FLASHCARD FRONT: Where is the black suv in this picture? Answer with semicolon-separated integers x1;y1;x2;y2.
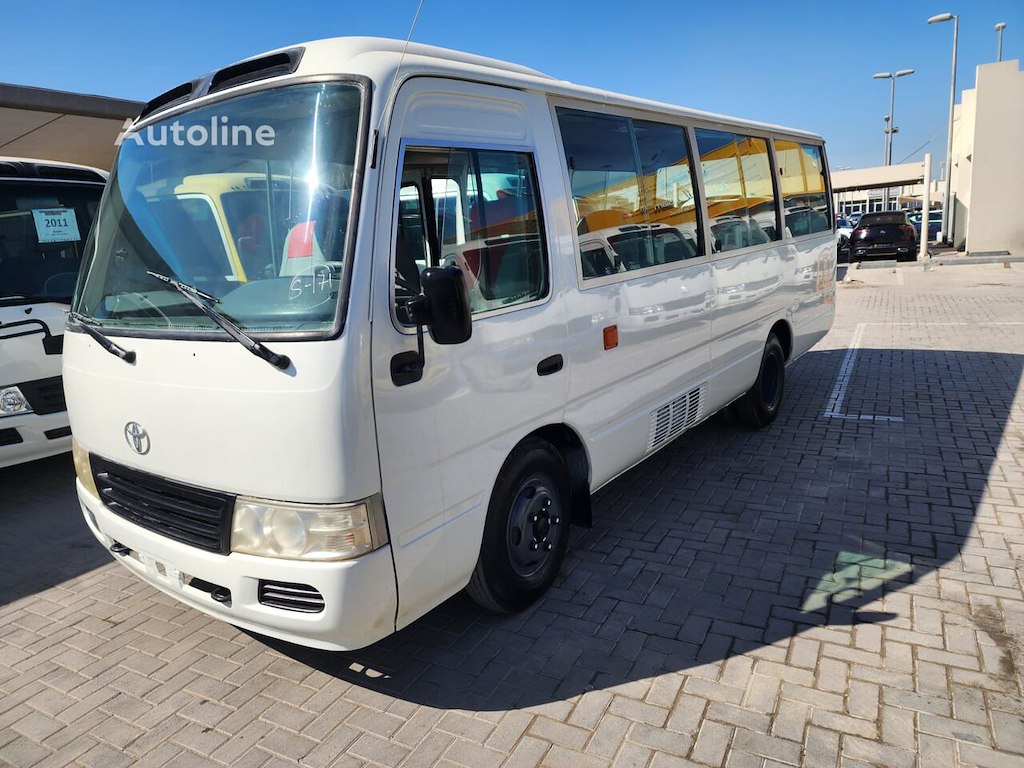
848;212;918;262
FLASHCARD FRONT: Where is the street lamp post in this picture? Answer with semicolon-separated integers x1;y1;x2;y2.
996;23;1006;61
873;69;915;210
929;12;958;245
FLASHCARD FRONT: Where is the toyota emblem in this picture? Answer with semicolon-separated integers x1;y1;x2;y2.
124;422;151;455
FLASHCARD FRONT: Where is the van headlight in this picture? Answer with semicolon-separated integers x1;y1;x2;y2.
71;438;100;498
230;496;388;561
0;386;32;417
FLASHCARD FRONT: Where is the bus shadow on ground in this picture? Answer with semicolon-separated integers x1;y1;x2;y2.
0;454;111;605
262;345;1022;710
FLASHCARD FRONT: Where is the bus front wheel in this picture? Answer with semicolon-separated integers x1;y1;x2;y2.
466;438;570;614
734;334;786;428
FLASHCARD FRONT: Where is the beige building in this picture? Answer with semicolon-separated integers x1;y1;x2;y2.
832;59;1022;255
949;59;1024;253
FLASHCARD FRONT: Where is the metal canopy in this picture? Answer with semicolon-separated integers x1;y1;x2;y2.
0;83;143;171
830;161;927;193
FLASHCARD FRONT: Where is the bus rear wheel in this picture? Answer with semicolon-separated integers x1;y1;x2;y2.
466;438;570;614
734;334;786;428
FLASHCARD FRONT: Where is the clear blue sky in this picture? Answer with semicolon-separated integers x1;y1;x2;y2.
3;0;1021;173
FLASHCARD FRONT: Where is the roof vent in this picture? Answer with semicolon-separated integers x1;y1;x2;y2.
139;81;196;120
208;48;304;95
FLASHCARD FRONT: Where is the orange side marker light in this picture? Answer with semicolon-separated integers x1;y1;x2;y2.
603;325;618;350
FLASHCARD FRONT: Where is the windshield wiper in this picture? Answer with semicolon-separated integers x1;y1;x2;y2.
68;312;137;364
146;271;291;371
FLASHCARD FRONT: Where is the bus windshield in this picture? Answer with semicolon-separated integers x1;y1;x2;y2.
0;181;103;306
74;81;364;335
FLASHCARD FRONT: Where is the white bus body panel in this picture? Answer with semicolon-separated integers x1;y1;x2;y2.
63;333;380;502
63;325;397;650
0;303;70;468
370;80;573;629
562;263;714;490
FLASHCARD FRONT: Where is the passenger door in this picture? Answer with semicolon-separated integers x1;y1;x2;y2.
370;81;570;629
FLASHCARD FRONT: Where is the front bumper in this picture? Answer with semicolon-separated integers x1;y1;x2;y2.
0;412;71;469
78;480;398;650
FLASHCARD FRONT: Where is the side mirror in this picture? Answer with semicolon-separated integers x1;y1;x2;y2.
408;266;472;345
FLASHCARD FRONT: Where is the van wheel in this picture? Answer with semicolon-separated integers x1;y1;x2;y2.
734;334;786;428
466;438;570;614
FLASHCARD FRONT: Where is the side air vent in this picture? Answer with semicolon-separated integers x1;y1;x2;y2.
18;376;66;415
208;48;304;95
138;80;196;120
647;384;706;453
0;428;22;447
258;581;325;613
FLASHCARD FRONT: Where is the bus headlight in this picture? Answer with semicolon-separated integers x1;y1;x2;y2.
230;496;388;561
0;386;32;417
71;439;100;498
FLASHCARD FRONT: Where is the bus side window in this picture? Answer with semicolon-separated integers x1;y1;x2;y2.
393;146;549;323
557;108;704;278
695;129;781;253
776;140;831;237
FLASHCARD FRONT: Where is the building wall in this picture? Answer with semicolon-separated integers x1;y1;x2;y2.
950;91;976;249
964;60;1024;253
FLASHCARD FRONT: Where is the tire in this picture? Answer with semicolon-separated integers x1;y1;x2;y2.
734;334;786;428
466;438;570;614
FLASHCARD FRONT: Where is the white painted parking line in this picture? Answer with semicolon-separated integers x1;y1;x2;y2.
822;323;904;423
822;321;1024;423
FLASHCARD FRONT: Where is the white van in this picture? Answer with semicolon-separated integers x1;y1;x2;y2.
0;158;107;468
66;38;835;650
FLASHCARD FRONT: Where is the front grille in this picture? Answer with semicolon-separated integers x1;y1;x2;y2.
259;581;325;613
18;377;66;415
91;455;236;553
0;428;22;446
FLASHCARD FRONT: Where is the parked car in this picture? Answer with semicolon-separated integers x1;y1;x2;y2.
835;217;854;258
848;211;918;262
847;211;863;227
908;210;942;242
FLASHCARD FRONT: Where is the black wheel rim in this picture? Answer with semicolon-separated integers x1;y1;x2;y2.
505;473;562;578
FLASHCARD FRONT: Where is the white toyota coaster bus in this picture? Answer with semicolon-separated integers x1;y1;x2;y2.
1;158;107;468
67;38;835;650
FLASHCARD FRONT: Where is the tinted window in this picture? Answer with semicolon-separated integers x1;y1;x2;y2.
0;181;102;303
695;129;780;253
558;109;646;276
859;213;908;226
558;109;702;279
775;140;830;237
633;120;702;262
394;147;548;323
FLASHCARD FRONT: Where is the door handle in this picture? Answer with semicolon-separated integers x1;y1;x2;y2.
391;351;424;386
536;354;563;376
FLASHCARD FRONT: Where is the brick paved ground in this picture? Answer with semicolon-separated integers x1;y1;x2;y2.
1;261;1023;768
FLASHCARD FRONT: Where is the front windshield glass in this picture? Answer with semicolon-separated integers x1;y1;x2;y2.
74;82;363;334
0;181;103;306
